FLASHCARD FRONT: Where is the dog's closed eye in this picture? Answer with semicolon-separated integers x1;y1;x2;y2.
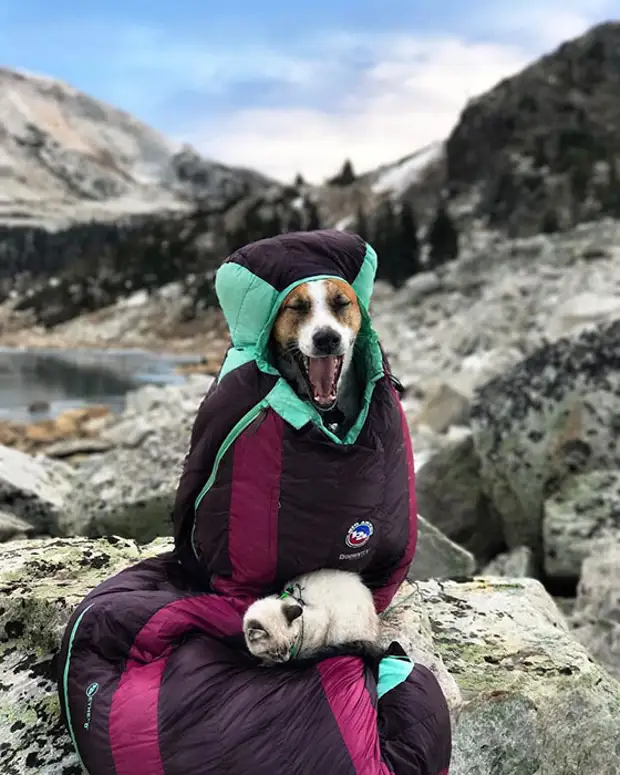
332;295;351;310
285;300;311;313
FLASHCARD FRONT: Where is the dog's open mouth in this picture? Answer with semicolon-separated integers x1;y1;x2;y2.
298;354;344;409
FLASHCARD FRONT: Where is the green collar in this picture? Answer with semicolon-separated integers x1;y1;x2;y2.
279;584;305;658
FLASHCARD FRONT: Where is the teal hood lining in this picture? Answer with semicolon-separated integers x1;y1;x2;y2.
214;243;384;445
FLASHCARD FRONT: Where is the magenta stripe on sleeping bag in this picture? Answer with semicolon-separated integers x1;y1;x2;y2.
224;409;284;593
109;593;243;774
319;658;392;775
110;655;168;775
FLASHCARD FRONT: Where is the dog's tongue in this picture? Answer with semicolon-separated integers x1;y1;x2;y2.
308;356;339;405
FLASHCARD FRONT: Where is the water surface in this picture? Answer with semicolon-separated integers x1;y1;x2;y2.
0;347;200;422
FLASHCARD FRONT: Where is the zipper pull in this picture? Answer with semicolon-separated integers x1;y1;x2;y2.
389;374;405;395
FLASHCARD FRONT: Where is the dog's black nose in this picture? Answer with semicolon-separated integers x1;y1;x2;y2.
312;328;342;355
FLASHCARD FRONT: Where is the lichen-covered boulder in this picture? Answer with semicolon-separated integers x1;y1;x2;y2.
0;536;168;774
471;320;620;560
405;577;620;774
2;538;620;775
543;469;620;582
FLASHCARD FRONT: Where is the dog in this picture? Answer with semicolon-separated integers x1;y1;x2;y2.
270;278;362;434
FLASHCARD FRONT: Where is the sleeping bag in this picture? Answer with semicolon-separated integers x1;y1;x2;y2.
57;229;452;775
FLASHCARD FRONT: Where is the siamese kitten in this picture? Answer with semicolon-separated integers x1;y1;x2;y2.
242;569;383;665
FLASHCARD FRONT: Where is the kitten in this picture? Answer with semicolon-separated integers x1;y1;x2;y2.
242;569;383;665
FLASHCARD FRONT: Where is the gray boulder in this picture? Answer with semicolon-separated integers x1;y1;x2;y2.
471;320;620;560
57;423;190;543
57;376;213;543
483;545;535;577
571;542;620;681
543;469;620;581
414;382;471;434
0;509;36;541
410;577;620;774
0;445;74;535
415;435;504;563
3;537;620;774
408;515;476;580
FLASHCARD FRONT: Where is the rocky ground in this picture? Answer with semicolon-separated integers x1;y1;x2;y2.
2;537;619;774
1;217;620;774
0;218;619;766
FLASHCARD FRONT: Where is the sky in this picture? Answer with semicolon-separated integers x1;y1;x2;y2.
0;0;619;183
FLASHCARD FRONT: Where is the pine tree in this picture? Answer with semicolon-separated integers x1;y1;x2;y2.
355;206;368;241
602;158;620;217
394;201;420;287
328;159;356;187
427;203;459;270
286;207;303;232
263;210;282;238
541;209;560;234
373;199;398;286
306;201;322;230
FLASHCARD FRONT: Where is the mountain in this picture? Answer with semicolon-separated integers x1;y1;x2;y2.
3;20;620;334
444;22;620;235
0;67;284;325
0;67;273;227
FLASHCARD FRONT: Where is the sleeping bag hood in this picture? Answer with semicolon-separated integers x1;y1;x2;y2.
172;229;418;610
214;228;384;437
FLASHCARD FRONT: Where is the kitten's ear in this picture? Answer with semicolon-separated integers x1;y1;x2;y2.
245;619;268;642
283;603;303;625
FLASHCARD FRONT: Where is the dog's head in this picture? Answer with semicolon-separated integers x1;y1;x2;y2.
271;278;362;411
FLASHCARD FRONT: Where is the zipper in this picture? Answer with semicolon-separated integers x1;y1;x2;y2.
191;400;269;560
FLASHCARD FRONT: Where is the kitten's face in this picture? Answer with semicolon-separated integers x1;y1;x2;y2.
242;597;303;664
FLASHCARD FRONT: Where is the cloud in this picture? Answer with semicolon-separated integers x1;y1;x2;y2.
182;35;530;182
180;2;617;182
472;0;617;48
10;1;614;183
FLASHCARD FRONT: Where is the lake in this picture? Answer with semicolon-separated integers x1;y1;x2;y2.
0;347;202;423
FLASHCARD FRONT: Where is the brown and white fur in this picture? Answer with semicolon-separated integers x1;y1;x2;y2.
242;569;382;665
271;278;363;434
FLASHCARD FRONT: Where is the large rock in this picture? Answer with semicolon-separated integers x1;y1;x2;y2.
483;545;535;577
0;445;74;535
408;515;476;580
415;436;504;563
571;542;620;681
543;469;620;582
2;537;620;774
57;424;189;543
401;578;620;774
0;509;35;542
471;320;620;561
56;377;213;543
546;292;620;341
414;382;471;434
445;22;620;235
0;536;170;774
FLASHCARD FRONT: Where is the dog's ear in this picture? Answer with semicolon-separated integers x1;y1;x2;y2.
245;619;269;641
283;603;303;625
